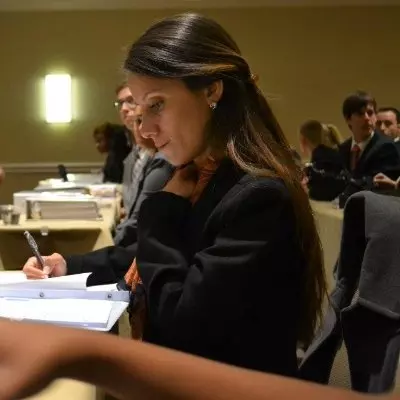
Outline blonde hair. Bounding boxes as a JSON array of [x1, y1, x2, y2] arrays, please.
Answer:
[[300, 120, 343, 149]]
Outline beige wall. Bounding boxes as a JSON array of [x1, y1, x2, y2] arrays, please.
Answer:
[[0, 6, 399, 201]]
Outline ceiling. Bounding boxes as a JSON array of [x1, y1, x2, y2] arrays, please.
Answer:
[[0, 0, 400, 11]]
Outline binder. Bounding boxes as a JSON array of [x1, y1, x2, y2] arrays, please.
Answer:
[[0, 272, 130, 331]]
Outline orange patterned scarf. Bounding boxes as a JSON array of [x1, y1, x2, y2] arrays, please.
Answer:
[[124, 157, 220, 339]]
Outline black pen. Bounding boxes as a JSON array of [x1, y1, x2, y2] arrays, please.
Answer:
[[23, 230, 46, 270]]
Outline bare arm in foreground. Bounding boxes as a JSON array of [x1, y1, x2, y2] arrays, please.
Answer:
[[0, 320, 395, 400]]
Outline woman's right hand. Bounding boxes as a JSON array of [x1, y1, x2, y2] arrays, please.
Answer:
[[22, 252, 67, 279]]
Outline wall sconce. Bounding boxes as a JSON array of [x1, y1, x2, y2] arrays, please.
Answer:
[[45, 74, 72, 123]]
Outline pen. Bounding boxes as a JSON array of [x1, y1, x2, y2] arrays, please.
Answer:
[[23, 230, 46, 270]]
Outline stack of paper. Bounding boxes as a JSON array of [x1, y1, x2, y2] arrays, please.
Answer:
[[29, 197, 101, 220]]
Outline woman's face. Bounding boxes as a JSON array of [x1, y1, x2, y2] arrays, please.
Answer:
[[127, 74, 221, 166]]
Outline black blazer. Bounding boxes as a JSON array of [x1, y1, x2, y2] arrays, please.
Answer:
[[339, 132, 400, 179], [311, 145, 342, 173], [67, 160, 305, 377], [307, 145, 345, 201]]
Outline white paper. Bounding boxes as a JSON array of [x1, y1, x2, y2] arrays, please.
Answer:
[[0, 298, 112, 328], [0, 272, 90, 290]]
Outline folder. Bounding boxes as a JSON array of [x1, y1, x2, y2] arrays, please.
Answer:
[[0, 272, 130, 331]]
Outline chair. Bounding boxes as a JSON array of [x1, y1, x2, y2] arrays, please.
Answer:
[[300, 191, 400, 393]]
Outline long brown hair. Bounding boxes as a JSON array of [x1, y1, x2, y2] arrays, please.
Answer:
[[124, 12, 326, 347]]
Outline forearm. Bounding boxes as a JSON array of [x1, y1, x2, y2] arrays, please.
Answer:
[[62, 331, 375, 400]]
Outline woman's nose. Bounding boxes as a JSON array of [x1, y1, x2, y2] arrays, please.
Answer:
[[140, 116, 158, 139]]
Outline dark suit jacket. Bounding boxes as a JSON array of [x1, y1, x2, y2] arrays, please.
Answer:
[[339, 132, 400, 180], [66, 159, 305, 377], [308, 145, 345, 201]]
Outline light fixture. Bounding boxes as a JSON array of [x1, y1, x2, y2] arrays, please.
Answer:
[[44, 74, 72, 123]]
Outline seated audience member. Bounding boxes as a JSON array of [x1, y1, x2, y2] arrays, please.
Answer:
[[113, 108, 175, 246], [93, 122, 131, 183], [113, 82, 143, 215], [376, 106, 400, 146], [299, 120, 344, 201], [0, 319, 394, 400], [338, 91, 400, 203], [23, 13, 326, 377]]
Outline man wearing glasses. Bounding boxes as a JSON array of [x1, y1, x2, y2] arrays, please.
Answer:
[[114, 83, 152, 219]]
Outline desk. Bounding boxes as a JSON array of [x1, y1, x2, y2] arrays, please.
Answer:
[[0, 205, 117, 271], [311, 201, 343, 291]]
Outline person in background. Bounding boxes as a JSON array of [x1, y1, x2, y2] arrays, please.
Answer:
[[337, 91, 400, 204], [112, 107, 175, 247], [93, 122, 131, 183], [339, 92, 399, 179], [114, 83, 151, 217], [376, 107, 400, 145], [0, 166, 4, 185], [0, 319, 393, 400], [23, 12, 326, 377], [299, 120, 343, 169], [372, 108, 400, 189], [299, 120, 344, 200]]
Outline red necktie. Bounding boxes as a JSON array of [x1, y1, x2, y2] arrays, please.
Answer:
[[350, 144, 361, 171]]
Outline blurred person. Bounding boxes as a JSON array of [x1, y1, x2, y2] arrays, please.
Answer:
[[299, 120, 344, 200], [93, 122, 131, 183], [376, 107, 400, 142]]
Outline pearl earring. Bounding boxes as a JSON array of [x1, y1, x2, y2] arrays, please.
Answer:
[[209, 102, 217, 110]]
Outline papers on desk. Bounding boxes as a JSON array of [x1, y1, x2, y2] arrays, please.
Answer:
[[0, 272, 129, 331]]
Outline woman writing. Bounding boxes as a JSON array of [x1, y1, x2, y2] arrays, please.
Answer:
[[23, 13, 326, 377]]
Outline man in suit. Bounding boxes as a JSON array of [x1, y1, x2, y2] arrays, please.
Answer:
[[339, 91, 400, 181], [337, 92, 400, 206], [376, 106, 400, 146]]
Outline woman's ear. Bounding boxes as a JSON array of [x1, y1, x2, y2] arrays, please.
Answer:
[[205, 80, 223, 105]]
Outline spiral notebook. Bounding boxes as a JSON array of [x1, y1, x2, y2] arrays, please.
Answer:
[[0, 272, 129, 330], [0, 298, 113, 328]]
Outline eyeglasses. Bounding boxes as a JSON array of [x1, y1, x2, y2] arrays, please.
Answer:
[[114, 96, 135, 110]]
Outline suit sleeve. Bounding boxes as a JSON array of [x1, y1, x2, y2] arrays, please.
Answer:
[[371, 142, 400, 178], [136, 183, 293, 345], [65, 243, 137, 285]]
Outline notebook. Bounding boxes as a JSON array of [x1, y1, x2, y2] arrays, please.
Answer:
[[0, 298, 112, 328], [0, 272, 128, 330]]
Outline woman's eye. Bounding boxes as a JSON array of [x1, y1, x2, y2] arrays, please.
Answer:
[[149, 101, 164, 113]]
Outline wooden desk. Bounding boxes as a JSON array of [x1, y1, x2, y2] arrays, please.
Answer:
[[0, 205, 117, 271]]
